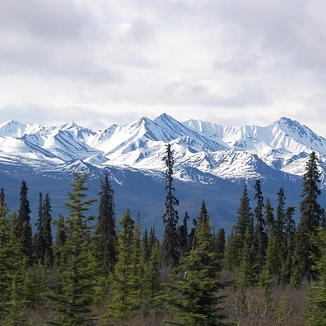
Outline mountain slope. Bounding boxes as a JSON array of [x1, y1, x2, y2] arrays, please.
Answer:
[[0, 114, 325, 230]]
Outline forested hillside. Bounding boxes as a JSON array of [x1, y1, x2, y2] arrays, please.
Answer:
[[0, 149, 325, 326]]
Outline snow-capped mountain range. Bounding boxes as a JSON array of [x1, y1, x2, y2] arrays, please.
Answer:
[[0, 114, 325, 187]]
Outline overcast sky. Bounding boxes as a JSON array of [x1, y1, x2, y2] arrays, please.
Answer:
[[0, 0, 325, 134]]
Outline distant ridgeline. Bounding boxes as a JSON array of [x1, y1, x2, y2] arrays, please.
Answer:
[[1, 115, 326, 231]]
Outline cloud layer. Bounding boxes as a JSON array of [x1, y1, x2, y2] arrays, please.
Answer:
[[0, 0, 325, 134]]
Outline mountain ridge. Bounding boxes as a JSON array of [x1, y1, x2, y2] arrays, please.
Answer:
[[0, 114, 324, 186]]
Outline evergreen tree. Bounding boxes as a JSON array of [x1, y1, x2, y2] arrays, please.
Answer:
[[295, 152, 324, 282], [23, 261, 48, 309], [0, 187, 6, 207], [53, 214, 66, 266], [274, 188, 286, 282], [16, 181, 33, 262], [223, 231, 238, 271], [34, 193, 45, 262], [162, 144, 180, 268], [215, 228, 226, 259], [177, 211, 189, 257], [281, 207, 296, 284], [191, 201, 209, 251], [305, 228, 326, 325], [43, 193, 53, 264], [253, 180, 267, 273], [33, 193, 53, 264], [50, 173, 97, 325], [142, 229, 151, 262], [232, 184, 253, 269], [96, 170, 116, 274], [236, 228, 255, 289], [142, 241, 162, 314], [165, 204, 226, 326], [264, 199, 275, 237], [1, 213, 28, 325], [110, 210, 143, 319], [0, 191, 10, 319]]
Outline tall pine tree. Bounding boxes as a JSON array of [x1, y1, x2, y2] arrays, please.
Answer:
[[16, 180, 33, 262], [293, 151, 324, 283], [253, 180, 267, 274], [166, 204, 226, 326], [96, 170, 116, 274], [162, 144, 180, 268], [50, 173, 97, 325]]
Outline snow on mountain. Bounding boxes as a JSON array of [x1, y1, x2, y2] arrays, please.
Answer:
[[184, 117, 326, 173], [0, 114, 325, 187], [0, 120, 42, 137]]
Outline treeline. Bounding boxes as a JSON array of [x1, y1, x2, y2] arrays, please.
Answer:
[[0, 148, 325, 325]]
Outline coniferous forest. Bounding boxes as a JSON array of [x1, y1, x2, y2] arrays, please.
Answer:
[[0, 147, 325, 326]]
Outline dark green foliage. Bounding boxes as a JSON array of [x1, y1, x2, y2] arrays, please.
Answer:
[[142, 229, 150, 262], [110, 210, 142, 319], [274, 188, 287, 282], [253, 180, 267, 273], [223, 231, 238, 271], [53, 214, 66, 266], [177, 212, 189, 257], [50, 173, 97, 325], [162, 144, 180, 268], [23, 261, 48, 309], [33, 193, 53, 265], [224, 186, 254, 272], [191, 201, 209, 250], [0, 187, 6, 207], [281, 207, 296, 284], [96, 170, 116, 274], [293, 152, 324, 284], [0, 213, 28, 325], [236, 228, 255, 289], [16, 181, 33, 262], [142, 241, 162, 313], [265, 199, 274, 234], [165, 204, 226, 326], [215, 228, 225, 259], [305, 228, 326, 325]]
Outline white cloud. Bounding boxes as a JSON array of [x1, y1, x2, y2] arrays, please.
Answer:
[[0, 0, 325, 136]]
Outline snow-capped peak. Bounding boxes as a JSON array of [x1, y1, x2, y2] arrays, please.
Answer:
[[1, 115, 326, 187]]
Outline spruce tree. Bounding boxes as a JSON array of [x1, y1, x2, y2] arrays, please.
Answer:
[[295, 151, 324, 282], [96, 170, 116, 274], [142, 241, 162, 314], [110, 210, 143, 320], [253, 180, 267, 273], [232, 184, 253, 269], [305, 228, 326, 325], [43, 193, 53, 264], [236, 228, 256, 289], [34, 193, 53, 264], [274, 188, 286, 282], [0, 191, 10, 319], [215, 228, 226, 259], [1, 213, 28, 325], [50, 173, 97, 325], [223, 231, 238, 271], [34, 193, 45, 262], [281, 207, 296, 284], [177, 212, 189, 258], [165, 204, 226, 326], [16, 181, 33, 262], [142, 229, 150, 262], [53, 214, 66, 266], [162, 144, 180, 268]]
